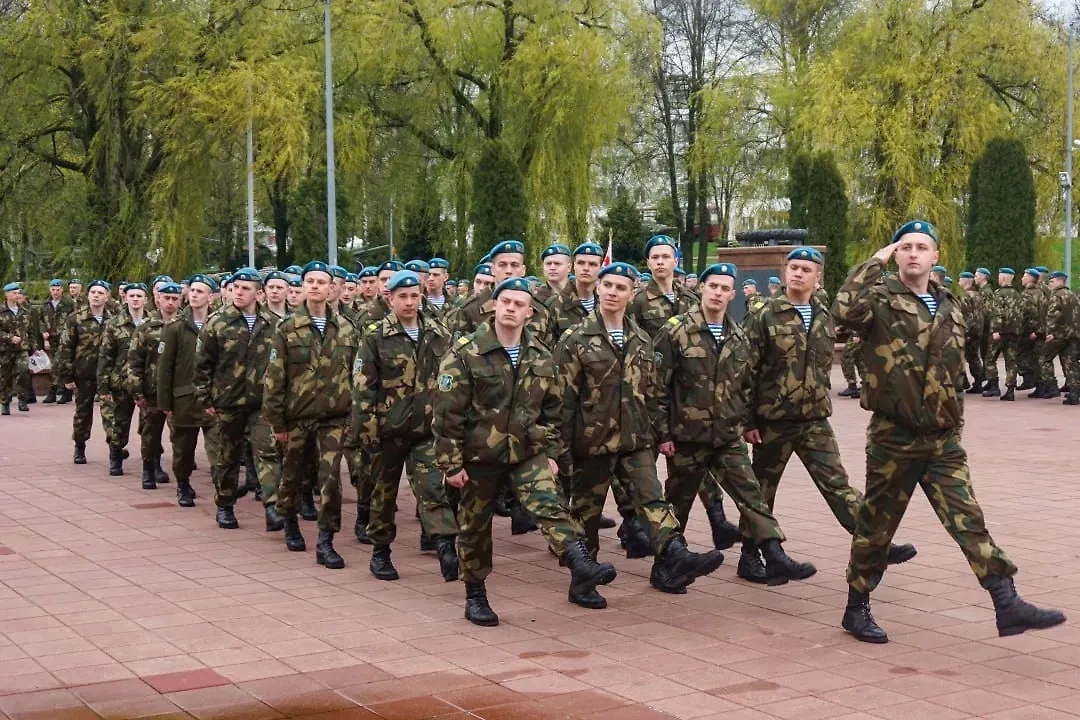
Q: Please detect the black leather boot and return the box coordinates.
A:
[598,515,617,529]
[705,500,740,550]
[464,582,499,627]
[649,536,724,594]
[493,494,511,518]
[419,527,436,552]
[1016,374,1034,391]
[300,489,318,520]
[216,506,239,529]
[264,505,285,532]
[563,539,617,609]
[57,388,73,404]
[176,481,196,508]
[760,539,817,584]
[354,510,372,544]
[736,539,768,583]
[1028,382,1046,399]
[982,378,1001,397]
[42,390,56,404]
[986,576,1066,637]
[617,515,651,559]
[1001,385,1015,401]
[1041,381,1060,399]
[369,545,399,580]
[435,536,459,582]
[108,445,124,476]
[283,514,306,551]
[73,441,87,465]
[141,460,157,490]
[509,503,538,535]
[154,451,170,484]
[1065,390,1080,405]
[887,543,917,565]
[17,398,29,411]
[838,383,857,397]
[842,587,888,643]
[316,530,345,569]
[965,377,984,394]
[1,403,9,416]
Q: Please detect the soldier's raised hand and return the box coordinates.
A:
[872,241,901,265]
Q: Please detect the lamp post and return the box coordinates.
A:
[246,113,256,268]
[324,0,338,266]
[1065,24,1075,283]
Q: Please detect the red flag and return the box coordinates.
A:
[603,232,613,266]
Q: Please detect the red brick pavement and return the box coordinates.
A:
[0,369,1078,719]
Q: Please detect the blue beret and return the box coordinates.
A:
[404,260,430,274]
[542,244,572,259]
[429,257,450,269]
[701,263,738,282]
[69,278,82,285]
[358,266,377,279]
[639,272,652,281]
[768,276,782,285]
[944,277,953,284]
[387,270,421,292]
[474,263,494,277]
[187,274,218,291]
[158,283,182,295]
[327,264,348,280]
[287,277,302,288]
[378,260,405,274]
[221,274,234,287]
[644,235,677,257]
[3,281,21,292]
[152,275,174,286]
[742,278,757,287]
[687,273,698,279]
[1035,266,1049,273]
[892,219,938,244]
[480,253,492,264]
[446,279,458,287]
[302,261,332,278]
[126,283,148,293]
[573,242,604,257]
[264,270,287,283]
[674,267,686,276]
[1051,271,1069,280]
[50,279,64,287]
[1024,268,1039,279]
[959,271,974,279]
[976,267,991,277]
[458,278,469,284]
[345,273,358,283]
[597,262,640,281]
[284,265,303,275]
[492,277,532,298]
[232,267,263,284]
[931,265,947,273]
[787,246,822,265]
[999,267,1016,276]
[88,280,110,291]
[490,240,525,258]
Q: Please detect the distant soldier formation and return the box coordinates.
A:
[0,224,1066,642]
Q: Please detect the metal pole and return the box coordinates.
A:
[246,114,256,268]
[1067,25,1075,284]
[324,0,338,266]
[388,198,394,260]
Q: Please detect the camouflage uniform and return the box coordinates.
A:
[986,284,1022,387]
[97,310,143,451]
[194,305,276,509]
[554,314,682,558]
[977,281,995,379]
[351,311,458,546]
[39,297,75,397]
[0,303,35,405]
[744,291,767,319]
[432,322,583,583]
[264,304,357,533]
[960,285,985,382]
[452,288,557,349]
[652,310,786,542]
[837,331,865,388]
[125,311,173,465]
[1018,283,1047,385]
[546,285,592,338]
[1043,285,1080,390]
[158,309,212,487]
[834,258,1016,593]
[57,307,112,442]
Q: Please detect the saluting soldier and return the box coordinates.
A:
[833,220,1065,643]
[126,283,182,489]
[983,268,1023,400]
[57,281,112,462]
[433,277,618,622]
[98,283,149,477]
[264,261,358,569]
[40,278,75,404]
[555,262,725,596]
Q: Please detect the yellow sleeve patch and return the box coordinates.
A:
[667,316,681,327]
[456,335,471,347]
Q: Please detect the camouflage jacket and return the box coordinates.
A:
[56,306,112,383]
[833,258,965,434]
[37,297,75,346]
[453,288,557,348]
[1020,285,1047,336]
[654,310,751,446]
[960,288,985,338]
[432,321,562,473]
[357,295,392,328]
[989,286,1022,335]
[534,282,565,305]
[193,304,276,412]
[350,311,450,447]
[742,294,835,426]
[125,311,175,403]
[0,304,35,356]
[977,283,995,329]
[1047,286,1079,340]
[97,311,149,395]
[629,280,698,340]
[545,285,594,338]
[262,304,357,433]
[157,309,208,427]
[554,312,659,457]
[744,292,767,319]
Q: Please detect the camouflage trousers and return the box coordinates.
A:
[252,411,284,508]
[0,351,29,404]
[571,449,682,558]
[985,335,1018,386]
[102,391,137,449]
[666,441,783,543]
[169,422,211,484]
[1017,335,1044,381]
[139,404,167,463]
[1041,337,1080,389]
[839,340,864,386]
[276,420,345,533]
[748,420,862,535]
[368,437,459,546]
[608,462,723,519]
[458,454,582,584]
[72,378,99,442]
[964,334,984,381]
[209,408,260,508]
[847,416,1017,593]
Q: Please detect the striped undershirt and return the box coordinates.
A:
[580,296,595,313]
[429,296,446,309]
[663,292,675,303]
[403,325,419,342]
[243,314,257,333]
[918,294,937,317]
[311,315,327,334]
[707,322,724,343]
[608,328,625,348]
[504,345,520,367]
[793,304,812,331]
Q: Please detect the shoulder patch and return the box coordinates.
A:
[456,335,470,347]
[366,322,378,333]
[157,341,165,354]
[353,354,363,373]
[268,348,277,364]
[654,351,662,364]
[667,316,682,327]
[438,373,454,392]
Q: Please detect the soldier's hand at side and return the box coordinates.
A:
[1048,334,1055,342]
[135,398,146,409]
[65,382,76,391]
[445,469,469,488]
[1030,332,1037,340]
[11,335,20,345]
[273,431,288,443]
[992,332,1001,341]
[205,407,217,417]
[100,393,112,402]
[658,441,675,457]
[872,241,900,264]
[164,410,172,417]
[743,429,762,444]
[547,458,559,476]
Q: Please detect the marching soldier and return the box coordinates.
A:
[983,268,1022,400]
[836,328,864,398]
[535,244,572,304]
[1043,271,1080,405]
[974,267,994,388]
[68,279,86,310]
[425,257,452,313]
[286,276,304,310]
[548,242,603,339]
[0,282,34,415]
[356,267,380,313]
[834,220,1064,643]
[1018,268,1048,396]
[264,270,289,318]
[958,272,986,393]
[57,280,112,463]
[98,283,149,477]
[741,279,766,317]
[40,279,75,404]
[767,276,782,298]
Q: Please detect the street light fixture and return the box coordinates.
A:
[1065,23,1076,282]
